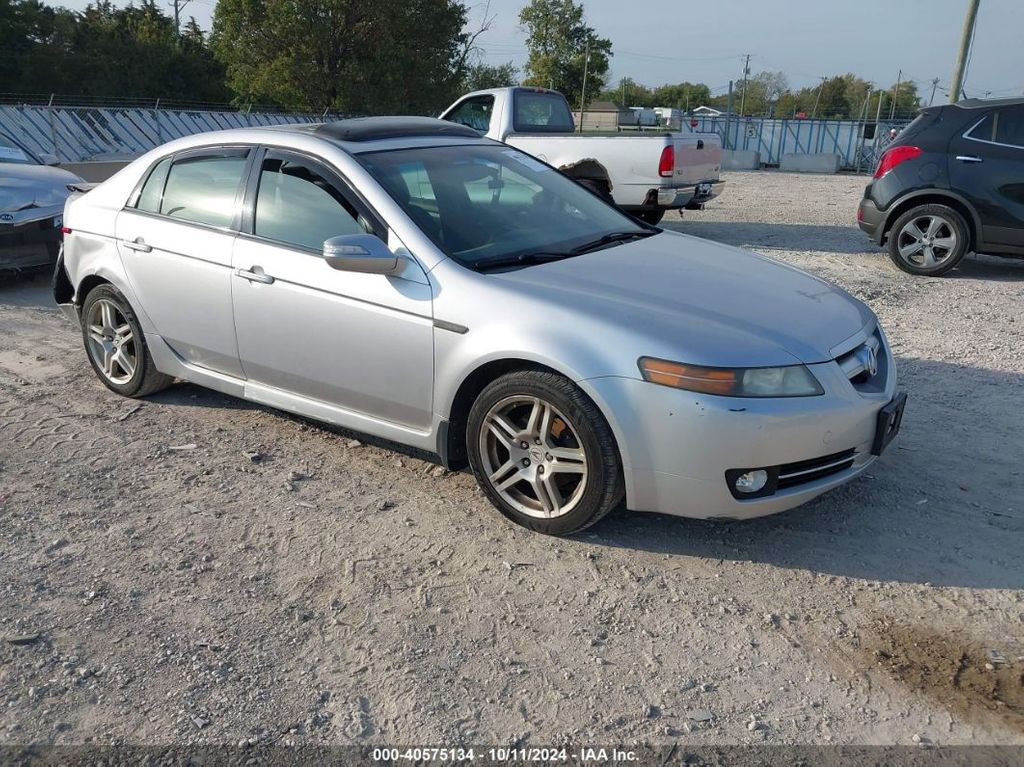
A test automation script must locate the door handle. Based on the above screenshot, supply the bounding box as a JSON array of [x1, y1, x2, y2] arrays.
[[235, 267, 275, 285], [696, 139, 704, 149], [122, 237, 152, 253], [956, 155, 983, 163]]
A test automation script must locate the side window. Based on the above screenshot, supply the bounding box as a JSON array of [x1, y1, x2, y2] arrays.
[[966, 114, 994, 142], [994, 106, 1024, 148], [445, 96, 494, 132], [160, 153, 248, 228], [135, 157, 171, 213], [254, 155, 368, 252]]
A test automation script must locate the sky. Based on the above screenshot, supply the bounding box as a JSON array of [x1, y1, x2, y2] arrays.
[[59, 0, 1022, 101]]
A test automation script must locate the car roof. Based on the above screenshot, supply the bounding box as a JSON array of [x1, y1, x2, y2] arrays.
[[951, 97, 1024, 110], [258, 116, 488, 152]]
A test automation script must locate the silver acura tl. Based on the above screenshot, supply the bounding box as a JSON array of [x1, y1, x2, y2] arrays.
[[54, 117, 906, 535]]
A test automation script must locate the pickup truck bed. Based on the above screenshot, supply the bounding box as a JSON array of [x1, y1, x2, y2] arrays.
[[441, 87, 723, 223]]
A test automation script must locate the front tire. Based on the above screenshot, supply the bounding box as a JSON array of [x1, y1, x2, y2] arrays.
[[887, 204, 969, 276], [467, 370, 624, 536], [81, 284, 173, 397]]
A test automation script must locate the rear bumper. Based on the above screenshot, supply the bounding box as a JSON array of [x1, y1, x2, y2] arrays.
[[624, 179, 726, 212], [857, 197, 886, 243]]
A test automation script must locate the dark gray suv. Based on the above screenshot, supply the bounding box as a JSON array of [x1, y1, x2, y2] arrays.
[[858, 98, 1024, 276]]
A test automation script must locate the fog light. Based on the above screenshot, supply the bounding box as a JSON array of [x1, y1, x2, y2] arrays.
[[734, 470, 769, 494]]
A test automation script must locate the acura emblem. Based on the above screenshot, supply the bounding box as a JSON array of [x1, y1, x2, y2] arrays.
[[857, 345, 878, 377]]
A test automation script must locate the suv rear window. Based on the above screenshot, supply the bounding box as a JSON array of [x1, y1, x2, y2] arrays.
[[514, 91, 575, 133]]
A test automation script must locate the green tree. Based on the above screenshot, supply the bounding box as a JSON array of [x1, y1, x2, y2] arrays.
[[212, 0, 469, 113], [519, 0, 612, 109], [464, 61, 518, 91]]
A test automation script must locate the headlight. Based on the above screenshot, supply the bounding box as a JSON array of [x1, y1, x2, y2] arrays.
[[638, 357, 824, 398]]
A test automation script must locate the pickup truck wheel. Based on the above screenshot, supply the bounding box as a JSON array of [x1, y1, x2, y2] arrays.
[[467, 370, 624, 536], [577, 178, 614, 204], [639, 210, 665, 225]]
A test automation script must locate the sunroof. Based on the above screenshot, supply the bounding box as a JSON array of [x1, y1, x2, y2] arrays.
[[314, 117, 481, 142]]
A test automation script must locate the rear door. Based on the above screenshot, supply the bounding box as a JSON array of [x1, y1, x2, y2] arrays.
[[115, 147, 251, 377], [948, 105, 1024, 249], [230, 148, 434, 429]]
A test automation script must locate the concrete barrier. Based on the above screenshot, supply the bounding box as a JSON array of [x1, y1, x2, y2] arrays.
[[779, 153, 841, 174], [722, 150, 761, 171], [60, 161, 132, 183]]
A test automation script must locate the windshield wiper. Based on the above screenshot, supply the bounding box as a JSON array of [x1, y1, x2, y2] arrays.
[[474, 251, 577, 272], [571, 229, 658, 254]]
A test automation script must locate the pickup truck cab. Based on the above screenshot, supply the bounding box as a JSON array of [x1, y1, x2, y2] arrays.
[[441, 87, 723, 224]]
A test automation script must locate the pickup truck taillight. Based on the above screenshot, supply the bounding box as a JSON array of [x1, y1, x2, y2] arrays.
[[658, 146, 675, 178], [873, 145, 922, 179]]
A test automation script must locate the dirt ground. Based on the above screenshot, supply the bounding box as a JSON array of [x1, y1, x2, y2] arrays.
[[0, 171, 1022, 748]]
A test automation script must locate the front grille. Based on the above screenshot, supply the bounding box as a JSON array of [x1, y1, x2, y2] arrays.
[[835, 330, 888, 393], [776, 448, 857, 490]]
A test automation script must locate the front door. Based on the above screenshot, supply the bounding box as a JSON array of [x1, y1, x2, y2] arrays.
[[115, 147, 251, 377], [948, 104, 1024, 250], [230, 148, 434, 430]]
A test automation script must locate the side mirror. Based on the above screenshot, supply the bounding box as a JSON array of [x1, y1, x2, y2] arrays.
[[38, 153, 60, 166], [323, 234, 399, 275]]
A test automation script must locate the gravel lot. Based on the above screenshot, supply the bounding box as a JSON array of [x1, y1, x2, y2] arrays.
[[1, 171, 1022, 748]]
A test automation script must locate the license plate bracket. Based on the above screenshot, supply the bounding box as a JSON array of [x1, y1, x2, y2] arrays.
[[871, 391, 907, 456]]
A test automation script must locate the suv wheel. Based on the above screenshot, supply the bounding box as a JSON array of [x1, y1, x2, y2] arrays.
[[467, 370, 624, 536], [887, 204, 969, 276]]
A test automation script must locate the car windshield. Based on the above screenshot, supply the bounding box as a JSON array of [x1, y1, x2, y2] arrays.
[[357, 144, 649, 269], [0, 136, 34, 165]]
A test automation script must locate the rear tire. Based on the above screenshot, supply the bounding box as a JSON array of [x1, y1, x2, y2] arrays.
[[467, 370, 624, 536], [81, 284, 173, 398], [887, 204, 969, 276], [639, 209, 665, 225]]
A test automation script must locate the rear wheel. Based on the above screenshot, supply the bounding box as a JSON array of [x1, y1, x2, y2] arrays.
[[638, 209, 665, 225], [467, 370, 624, 536], [887, 204, 969, 276], [81, 284, 173, 397]]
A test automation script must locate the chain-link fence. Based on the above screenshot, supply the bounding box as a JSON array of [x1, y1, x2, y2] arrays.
[[686, 115, 914, 173], [0, 97, 341, 163]]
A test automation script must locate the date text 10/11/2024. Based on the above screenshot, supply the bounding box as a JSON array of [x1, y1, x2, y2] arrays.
[[371, 747, 639, 762]]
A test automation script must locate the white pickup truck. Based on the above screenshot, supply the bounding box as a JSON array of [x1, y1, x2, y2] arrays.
[[440, 87, 724, 224]]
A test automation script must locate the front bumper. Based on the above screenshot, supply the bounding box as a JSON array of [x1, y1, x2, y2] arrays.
[[857, 197, 886, 243], [583, 353, 897, 520], [0, 209, 64, 273]]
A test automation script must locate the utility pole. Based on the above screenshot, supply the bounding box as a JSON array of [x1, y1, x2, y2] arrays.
[[725, 80, 734, 150], [578, 38, 590, 134], [170, 0, 191, 38], [929, 77, 940, 105], [738, 54, 751, 116], [889, 69, 902, 120], [950, 0, 981, 102], [811, 76, 826, 119]]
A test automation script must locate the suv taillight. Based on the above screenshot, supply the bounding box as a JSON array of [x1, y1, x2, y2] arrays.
[[874, 145, 922, 179], [658, 146, 675, 178]]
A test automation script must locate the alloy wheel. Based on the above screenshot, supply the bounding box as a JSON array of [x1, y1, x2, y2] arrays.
[[85, 298, 137, 385], [896, 214, 959, 268], [479, 395, 588, 519]]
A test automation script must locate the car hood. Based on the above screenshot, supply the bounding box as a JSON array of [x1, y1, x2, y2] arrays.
[[0, 163, 82, 214], [492, 231, 875, 368]]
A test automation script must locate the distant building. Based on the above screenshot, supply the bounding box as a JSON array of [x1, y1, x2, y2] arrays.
[[574, 100, 634, 130], [692, 105, 723, 117]]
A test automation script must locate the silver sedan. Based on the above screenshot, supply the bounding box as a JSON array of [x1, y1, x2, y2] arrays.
[[55, 118, 906, 535]]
